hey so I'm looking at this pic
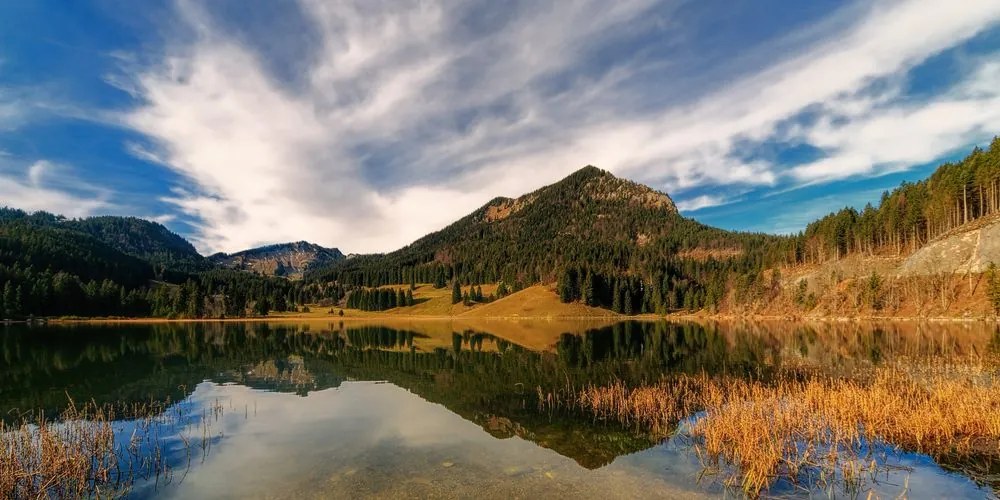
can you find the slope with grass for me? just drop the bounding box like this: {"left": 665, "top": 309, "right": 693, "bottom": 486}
{"left": 459, "top": 285, "right": 618, "bottom": 319}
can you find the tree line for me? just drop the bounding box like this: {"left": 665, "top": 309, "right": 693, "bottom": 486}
{"left": 801, "top": 137, "right": 1000, "bottom": 261}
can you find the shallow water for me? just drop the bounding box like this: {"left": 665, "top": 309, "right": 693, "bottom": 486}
{"left": 2, "top": 320, "right": 998, "bottom": 498}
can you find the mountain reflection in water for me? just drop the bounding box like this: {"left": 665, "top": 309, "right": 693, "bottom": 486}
{"left": 1, "top": 320, "right": 997, "bottom": 498}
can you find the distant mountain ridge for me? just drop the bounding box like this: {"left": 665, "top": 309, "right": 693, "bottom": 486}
{"left": 210, "top": 241, "right": 345, "bottom": 278}
{"left": 0, "top": 207, "right": 344, "bottom": 280}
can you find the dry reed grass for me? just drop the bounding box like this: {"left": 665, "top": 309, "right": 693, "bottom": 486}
{"left": 541, "top": 360, "right": 1000, "bottom": 496}
{"left": 1, "top": 397, "right": 227, "bottom": 499}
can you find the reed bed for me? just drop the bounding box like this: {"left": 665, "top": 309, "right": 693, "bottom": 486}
{"left": 541, "top": 361, "right": 1000, "bottom": 496}
{"left": 1, "top": 397, "right": 227, "bottom": 499}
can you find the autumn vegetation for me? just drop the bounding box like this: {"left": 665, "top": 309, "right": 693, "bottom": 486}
{"left": 542, "top": 358, "right": 1000, "bottom": 496}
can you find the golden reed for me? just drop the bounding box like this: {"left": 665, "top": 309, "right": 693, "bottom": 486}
{"left": 542, "top": 360, "right": 1000, "bottom": 496}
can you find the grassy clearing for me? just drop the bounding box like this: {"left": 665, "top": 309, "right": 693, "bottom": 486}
{"left": 541, "top": 360, "right": 1000, "bottom": 496}
{"left": 271, "top": 283, "right": 616, "bottom": 319}
{"left": 460, "top": 285, "right": 617, "bottom": 319}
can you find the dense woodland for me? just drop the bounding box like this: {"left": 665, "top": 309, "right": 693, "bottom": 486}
{"left": 803, "top": 137, "right": 1000, "bottom": 261}
{"left": 2, "top": 139, "right": 1000, "bottom": 318}
{"left": 0, "top": 209, "right": 339, "bottom": 318}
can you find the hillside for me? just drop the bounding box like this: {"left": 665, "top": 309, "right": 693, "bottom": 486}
{"left": 896, "top": 212, "right": 1000, "bottom": 276}
{"left": 311, "top": 166, "right": 790, "bottom": 313}
{"left": 0, "top": 208, "right": 328, "bottom": 319}
{"left": 0, "top": 209, "right": 206, "bottom": 275}
{"left": 63, "top": 216, "right": 208, "bottom": 273}
{"left": 210, "top": 241, "right": 345, "bottom": 278}
{"left": 0, "top": 212, "right": 154, "bottom": 289}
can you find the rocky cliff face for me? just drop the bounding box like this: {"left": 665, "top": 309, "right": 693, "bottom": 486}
{"left": 211, "top": 241, "right": 345, "bottom": 279}
{"left": 897, "top": 215, "right": 1000, "bottom": 276}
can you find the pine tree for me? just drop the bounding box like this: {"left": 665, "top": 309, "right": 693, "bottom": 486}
{"left": 452, "top": 280, "right": 462, "bottom": 304}
{"left": 405, "top": 288, "right": 414, "bottom": 306}
{"left": 988, "top": 263, "right": 1000, "bottom": 314}
{"left": 581, "top": 272, "right": 595, "bottom": 306}
{"left": 558, "top": 268, "right": 574, "bottom": 303}
{"left": 3, "top": 281, "right": 15, "bottom": 318}
{"left": 254, "top": 296, "right": 270, "bottom": 317}
{"left": 611, "top": 282, "right": 622, "bottom": 313}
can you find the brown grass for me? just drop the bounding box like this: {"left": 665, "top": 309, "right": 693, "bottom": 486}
{"left": 460, "top": 285, "right": 617, "bottom": 319}
{"left": 542, "top": 360, "right": 1000, "bottom": 496}
{"left": 1, "top": 398, "right": 228, "bottom": 499}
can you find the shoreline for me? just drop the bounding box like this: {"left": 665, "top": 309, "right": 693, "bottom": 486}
{"left": 32, "top": 311, "right": 1000, "bottom": 324}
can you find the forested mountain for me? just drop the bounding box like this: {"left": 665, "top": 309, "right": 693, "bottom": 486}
{"left": 64, "top": 216, "right": 208, "bottom": 273}
{"left": 310, "top": 166, "right": 795, "bottom": 313}
{"left": 0, "top": 209, "right": 337, "bottom": 319}
{"left": 210, "top": 241, "right": 345, "bottom": 278}
{"left": 0, "top": 209, "right": 207, "bottom": 276}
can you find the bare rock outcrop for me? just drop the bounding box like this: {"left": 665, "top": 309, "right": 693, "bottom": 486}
{"left": 897, "top": 217, "right": 1000, "bottom": 276}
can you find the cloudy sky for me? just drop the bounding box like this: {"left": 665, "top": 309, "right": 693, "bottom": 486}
{"left": 2, "top": 0, "right": 999, "bottom": 254}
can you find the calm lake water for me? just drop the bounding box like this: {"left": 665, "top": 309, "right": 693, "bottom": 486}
{"left": 2, "top": 319, "right": 998, "bottom": 498}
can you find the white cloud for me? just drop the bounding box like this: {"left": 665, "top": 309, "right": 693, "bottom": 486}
{"left": 675, "top": 195, "right": 729, "bottom": 212}
{"left": 0, "top": 160, "right": 110, "bottom": 217}
{"left": 119, "top": 0, "right": 1000, "bottom": 253}
{"left": 789, "top": 58, "right": 1000, "bottom": 182}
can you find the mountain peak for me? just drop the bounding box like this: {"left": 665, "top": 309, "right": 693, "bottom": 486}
{"left": 211, "top": 241, "right": 345, "bottom": 278}
{"left": 569, "top": 164, "right": 606, "bottom": 179}
{"left": 552, "top": 165, "right": 676, "bottom": 212}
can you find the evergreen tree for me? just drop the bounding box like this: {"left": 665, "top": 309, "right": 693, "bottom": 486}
{"left": 623, "top": 286, "right": 633, "bottom": 315}
{"left": 2, "top": 281, "right": 14, "bottom": 318}
{"left": 452, "top": 280, "right": 462, "bottom": 304}
{"left": 611, "top": 282, "right": 622, "bottom": 313}
{"left": 581, "top": 272, "right": 595, "bottom": 306}
{"left": 988, "top": 263, "right": 1000, "bottom": 315}
{"left": 253, "top": 296, "right": 270, "bottom": 316}
{"left": 864, "top": 272, "right": 883, "bottom": 310}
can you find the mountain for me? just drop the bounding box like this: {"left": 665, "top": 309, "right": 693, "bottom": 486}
{"left": 210, "top": 241, "right": 345, "bottom": 278}
{"left": 0, "top": 209, "right": 155, "bottom": 289}
{"left": 62, "top": 216, "right": 209, "bottom": 273}
{"left": 0, "top": 208, "right": 321, "bottom": 319}
{"left": 0, "top": 209, "right": 208, "bottom": 275}
{"left": 310, "top": 166, "right": 789, "bottom": 313}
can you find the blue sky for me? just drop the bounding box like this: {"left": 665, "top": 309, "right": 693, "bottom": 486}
{"left": 1, "top": 0, "right": 999, "bottom": 254}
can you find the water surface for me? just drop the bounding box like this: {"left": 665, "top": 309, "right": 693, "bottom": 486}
{"left": 2, "top": 320, "right": 997, "bottom": 498}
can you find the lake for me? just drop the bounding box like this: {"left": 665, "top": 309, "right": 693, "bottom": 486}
{"left": 1, "top": 319, "right": 998, "bottom": 498}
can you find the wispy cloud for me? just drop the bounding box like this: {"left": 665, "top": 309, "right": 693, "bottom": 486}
{"left": 675, "top": 195, "right": 729, "bottom": 212}
{"left": 116, "top": 0, "right": 1000, "bottom": 253}
{"left": 0, "top": 160, "right": 111, "bottom": 217}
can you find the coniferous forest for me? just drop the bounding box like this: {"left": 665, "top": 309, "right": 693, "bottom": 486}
{"left": 2, "top": 138, "right": 1000, "bottom": 319}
